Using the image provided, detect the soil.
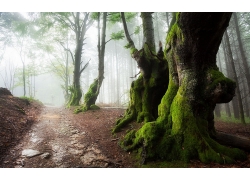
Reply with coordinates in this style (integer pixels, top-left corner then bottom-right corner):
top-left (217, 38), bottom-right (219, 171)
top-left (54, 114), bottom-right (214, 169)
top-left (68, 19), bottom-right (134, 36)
top-left (0, 88), bottom-right (250, 168)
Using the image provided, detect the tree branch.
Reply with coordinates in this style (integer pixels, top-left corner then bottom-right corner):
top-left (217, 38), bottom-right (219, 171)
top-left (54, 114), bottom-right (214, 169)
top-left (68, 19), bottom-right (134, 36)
top-left (55, 40), bottom-right (75, 65)
top-left (54, 14), bottom-right (75, 32)
top-left (79, 59), bottom-right (91, 75)
top-left (120, 12), bottom-right (136, 50)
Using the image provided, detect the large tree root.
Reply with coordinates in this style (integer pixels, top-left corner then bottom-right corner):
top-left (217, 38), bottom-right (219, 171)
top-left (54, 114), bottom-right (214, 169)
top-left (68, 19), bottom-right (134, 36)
top-left (215, 131), bottom-right (250, 152)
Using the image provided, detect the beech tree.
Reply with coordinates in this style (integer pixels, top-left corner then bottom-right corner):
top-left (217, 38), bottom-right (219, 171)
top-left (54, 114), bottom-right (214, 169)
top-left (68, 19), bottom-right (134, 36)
top-left (114, 12), bottom-right (247, 163)
top-left (77, 12), bottom-right (107, 112)
top-left (38, 12), bottom-right (93, 106)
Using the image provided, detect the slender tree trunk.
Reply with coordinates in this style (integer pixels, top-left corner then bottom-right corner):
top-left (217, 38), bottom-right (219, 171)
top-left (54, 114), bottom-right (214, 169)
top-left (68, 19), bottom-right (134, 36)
top-left (233, 12), bottom-right (250, 95)
top-left (154, 13), bottom-right (160, 43)
top-left (223, 37), bottom-right (240, 119)
top-left (224, 31), bottom-right (245, 124)
top-left (79, 12), bottom-right (107, 112)
top-left (166, 12), bottom-right (170, 29)
top-left (115, 41), bottom-right (120, 106)
top-left (221, 39), bottom-right (232, 118)
top-left (65, 36), bottom-right (69, 103)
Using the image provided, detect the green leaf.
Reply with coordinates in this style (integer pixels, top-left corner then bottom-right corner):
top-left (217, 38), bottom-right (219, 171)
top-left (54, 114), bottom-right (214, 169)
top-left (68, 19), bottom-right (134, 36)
top-left (134, 25), bottom-right (141, 35)
top-left (108, 13), bottom-right (121, 24)
top-left (111, 30), bottom-right (124, 40)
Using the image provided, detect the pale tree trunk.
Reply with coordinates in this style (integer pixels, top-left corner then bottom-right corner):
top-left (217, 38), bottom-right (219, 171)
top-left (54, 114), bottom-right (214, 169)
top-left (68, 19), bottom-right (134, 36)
top-left (222, 37), bottom-right (240, 119)
top-left (166, 12), bottom-right (170, 29)
top-left (115, 41), bottom-right (120, 106)
top-left (224, 30), bottom-right (245, 124)
top-left (115, 13), bottom-right (247, 164)
top-left (221, 39), bottom-right (232, 118)
top-left (231, 30), bottom-right (250, 118)
top-left (233, 12), bottom-right (250, 95)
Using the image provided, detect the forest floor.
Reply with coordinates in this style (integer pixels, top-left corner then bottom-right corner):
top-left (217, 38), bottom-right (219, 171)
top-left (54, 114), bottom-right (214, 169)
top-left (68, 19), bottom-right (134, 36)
top-left (0, 89), bottom-right (250, 168)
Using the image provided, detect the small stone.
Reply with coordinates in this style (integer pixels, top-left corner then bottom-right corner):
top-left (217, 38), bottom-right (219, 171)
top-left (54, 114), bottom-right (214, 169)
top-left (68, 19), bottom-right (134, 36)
top-left (104, 163), bottom-right (109, 167)
top-left (22, 149), bottom-right (41, 158)
top-left (41, 152), bottom-right (51, 159)
top-left (71, 130), bottom-right (79, 134)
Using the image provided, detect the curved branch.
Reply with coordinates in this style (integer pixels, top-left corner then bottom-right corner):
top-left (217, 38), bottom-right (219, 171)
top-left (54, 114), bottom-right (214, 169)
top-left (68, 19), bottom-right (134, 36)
top-left (57, 41), bottom-right (75, 65)
top-left (79, 59), bottom-right (91, 75)
top-left (120, 12), bottom-right (136, 50)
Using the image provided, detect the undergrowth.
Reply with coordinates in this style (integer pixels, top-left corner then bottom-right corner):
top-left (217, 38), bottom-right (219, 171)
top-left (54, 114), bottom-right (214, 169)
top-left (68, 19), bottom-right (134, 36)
top-left (215, 111), bottom-right (250, 124)
top-left (19, 96), bottom-right (43, 105)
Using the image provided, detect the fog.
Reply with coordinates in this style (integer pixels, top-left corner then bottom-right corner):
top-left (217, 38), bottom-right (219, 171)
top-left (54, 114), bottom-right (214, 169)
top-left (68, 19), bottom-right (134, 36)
top-left (1, 12), bottom-right (250, 123)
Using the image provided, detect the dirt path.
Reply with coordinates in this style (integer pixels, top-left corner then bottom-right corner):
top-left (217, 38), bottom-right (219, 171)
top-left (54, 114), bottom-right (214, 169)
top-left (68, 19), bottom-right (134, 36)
top-left (2, 105), bottom-right (250, 168)
top-left (1, 106), bottom-right (131, 168)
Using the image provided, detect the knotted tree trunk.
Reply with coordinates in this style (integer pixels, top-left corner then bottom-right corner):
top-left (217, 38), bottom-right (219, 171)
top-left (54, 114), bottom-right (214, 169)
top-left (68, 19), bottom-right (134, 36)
top-left (115, 12), bottom-right (247, 164)
top-left (113, 12), bottom-right (169, 132)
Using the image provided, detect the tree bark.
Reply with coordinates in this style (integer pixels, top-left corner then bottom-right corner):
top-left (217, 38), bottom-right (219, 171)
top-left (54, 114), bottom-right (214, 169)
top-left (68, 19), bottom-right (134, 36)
top-left (115, 13), bottom-right (247, 164)
top-left (113, 12), bottom-right (168, 132)
top-left (77, 12), bottom-right (107, 112)
top-left (68, 12), bottom-right (91, 106)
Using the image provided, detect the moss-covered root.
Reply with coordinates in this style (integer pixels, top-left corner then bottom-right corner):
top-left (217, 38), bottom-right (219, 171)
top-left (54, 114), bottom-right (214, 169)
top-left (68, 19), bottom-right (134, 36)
top-left (67, 85), bottom-right (82, 107)
top-left (112, 111), bottom-right (135, 133)
top-left (119, 90), bottom-right (247, 164)
top-left (119, 120), bottom-right (246, 164)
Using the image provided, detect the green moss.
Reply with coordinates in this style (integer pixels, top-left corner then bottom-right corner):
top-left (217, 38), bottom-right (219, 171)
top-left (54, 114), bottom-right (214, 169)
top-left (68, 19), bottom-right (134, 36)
top-left (130, 47), bottom-right (137, 55)
top-left (207, 69), bottom-right (236, 91)
top-left (67, 85), bottom-right (82, 107)
top-left (166, 13), bottom-right (184, 45)
top-left (158, 78), bottom-right (178, 124)
top-left (90, 104), bottom-right (100, 110)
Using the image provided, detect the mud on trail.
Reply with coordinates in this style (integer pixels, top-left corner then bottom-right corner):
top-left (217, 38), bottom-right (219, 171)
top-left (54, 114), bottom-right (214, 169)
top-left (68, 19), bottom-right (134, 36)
top-left (0, 106), bottom-right (136, 168)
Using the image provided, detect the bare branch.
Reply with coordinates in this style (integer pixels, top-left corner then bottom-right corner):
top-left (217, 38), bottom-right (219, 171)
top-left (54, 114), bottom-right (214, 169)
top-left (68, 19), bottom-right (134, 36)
top-left (130, 71), bottom-right (141, 78)
top-left (79, 59), bottom-right (91, 75)
top-left (55, 40), bottom-right (75, 65)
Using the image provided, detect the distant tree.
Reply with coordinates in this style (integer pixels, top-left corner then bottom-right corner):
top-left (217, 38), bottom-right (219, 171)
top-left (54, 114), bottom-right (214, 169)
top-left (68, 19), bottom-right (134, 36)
top-left (77, 12), bottom-right (108, 112)
top-left (233, 13), bottom-right (250, 96)
top-left (39, 12), bottom-right (93, 106)
top-left (224, 30), bottom-right (245, 124)
top-left (0, 58), bottom-right (16, 93)
top-left (0, 12), bottom-right (34, 96)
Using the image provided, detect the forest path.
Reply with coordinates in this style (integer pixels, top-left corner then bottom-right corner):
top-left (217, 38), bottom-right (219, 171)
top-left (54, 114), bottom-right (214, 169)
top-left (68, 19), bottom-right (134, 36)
top-left (2, 106), bottom-right (123, 168)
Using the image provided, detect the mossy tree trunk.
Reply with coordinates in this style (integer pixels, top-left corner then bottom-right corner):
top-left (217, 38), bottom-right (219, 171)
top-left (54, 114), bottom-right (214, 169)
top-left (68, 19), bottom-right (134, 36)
top-left (67, 13), bottom-right (92, 107)
top-left (113, 12), bottom-right (169, 132)
top-left (77, 12), bottom-right (107, 112)
top-left (115, 13), bottom-right (247, 164)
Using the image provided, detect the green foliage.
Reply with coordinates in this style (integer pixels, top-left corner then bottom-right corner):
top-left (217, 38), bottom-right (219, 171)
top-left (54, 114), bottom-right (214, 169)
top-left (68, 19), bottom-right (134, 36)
top-left (108, 13), bottom-right (121, 24)
top-left (124, 43), bottom-right (133, 49)
top-left (110, 30), bottom-right (125, 40)
top-left (90, 104), bottom-right (100, 110)
top-left (19, 96), bottom-right (43, 105)
top-left (216, 111), bottom-right (250, 124)
top-left (134, 25), bottom-right (141, 35)
top-left (125, 12), bottom-right (138, 22)
top-left (90, 12), bottom-right (99, 20)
